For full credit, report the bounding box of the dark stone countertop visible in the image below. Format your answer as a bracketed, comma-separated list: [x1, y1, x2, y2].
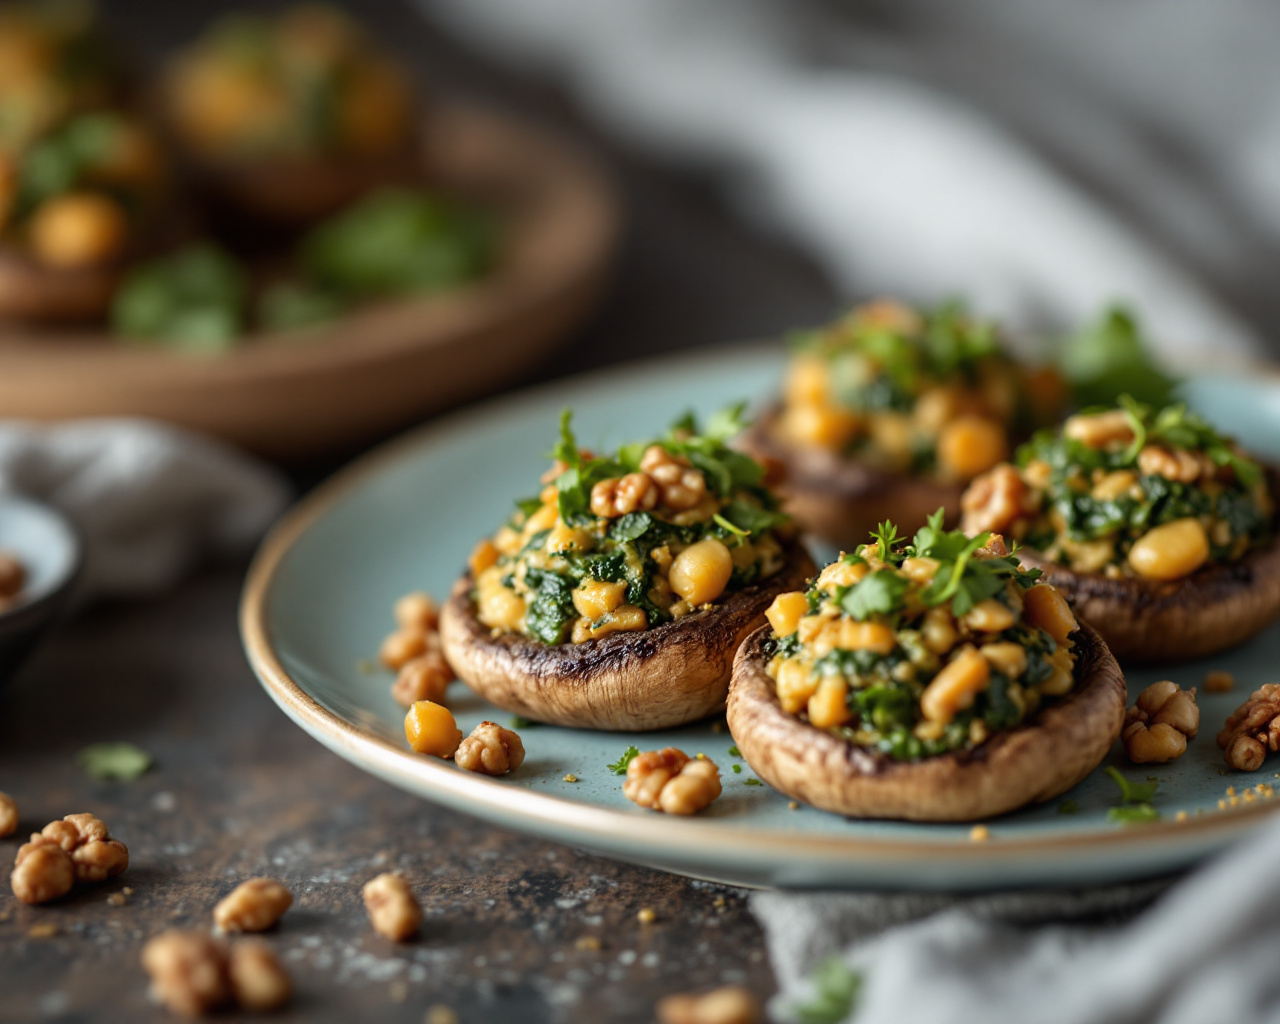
[1, 3, 840, 1021]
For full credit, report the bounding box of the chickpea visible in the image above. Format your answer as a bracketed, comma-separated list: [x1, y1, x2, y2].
[476, 577, 525, 632]
[815, 559, 868, 591]
[900, 557, 939, 583]
[1063, 410, 1134, 449]
[765, 592, 809, 637]
[780, 403, 860, 450]
[493, 526, 522, 556]
[522, 502, 559, 536]
[869, 413, 914, 468]
[572, 579, 627, 620]
[1127, 518, 1210, 580]
[920, 645, 990, 724]
[578, 604, 648, 640]
[404, 701, 463, 758]
[784, 354, 830, 407]
[669, 539, 734, 606]
[812, 619, 896, 658]
[913, 385, 963, 434]
[546, 521, 593, 554]
[1038, 646, 1077, 696]
[808, 676, 852, 729]
[1091, 470, 1138, 502]
[380, 628, 426, 671]
[937, 416, 1008, 481]
[1022, 584, 1077, 645]
[775, 657, 818, 714]
[981, 641, 1027, 678]
[29, 192, 128, 269]
[962, 599, 1015, 633]
[921, 606, 959, 655]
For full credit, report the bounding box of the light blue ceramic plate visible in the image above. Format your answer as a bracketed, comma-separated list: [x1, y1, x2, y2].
[242, 345, 1280, 890]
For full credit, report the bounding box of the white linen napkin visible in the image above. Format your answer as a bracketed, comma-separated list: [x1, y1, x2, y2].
[416, 0, 1265, 364]
[0, 419, 290, 600]
[754, 811, 1280, 1024]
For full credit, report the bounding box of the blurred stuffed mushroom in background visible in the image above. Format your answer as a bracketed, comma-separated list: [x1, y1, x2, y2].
[0, 2, 182, 323]
[161, 4, 419, 227]
[744, 300, 1066, 551]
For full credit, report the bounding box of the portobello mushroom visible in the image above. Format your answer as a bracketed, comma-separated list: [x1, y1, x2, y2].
[962, 403, 1280, 664]
[743, 405, 963, 551]
[1014, 538, 1280, 664]
[437, 407, 816, 731]
[727, 620, 1125, 822]
[440, 538, 816, 731]
[748, 299, 1062, 551]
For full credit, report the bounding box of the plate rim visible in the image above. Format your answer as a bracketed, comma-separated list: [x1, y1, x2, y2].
[239, 345, 1280, 875]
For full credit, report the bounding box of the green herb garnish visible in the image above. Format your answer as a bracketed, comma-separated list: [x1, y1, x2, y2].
[1060, 306, 1178, 409]
[744, 778, 763, 787]
[76, 742, 153, 781]
[792, 956, 862, 1024]
[1105, 766, 1159, 804]
[727, 746, 742, 758]
[1108, 804, 1161, 825]
[608, 746, 640, 775]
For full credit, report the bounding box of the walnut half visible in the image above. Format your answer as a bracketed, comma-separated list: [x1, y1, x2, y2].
[1218, 683, 1280, 772]
[1122, 681, 1199, 764]
[623, 749, 722, 815]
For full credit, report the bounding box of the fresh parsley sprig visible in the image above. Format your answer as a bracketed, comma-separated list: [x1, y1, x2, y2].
[608, 746, 640, 775]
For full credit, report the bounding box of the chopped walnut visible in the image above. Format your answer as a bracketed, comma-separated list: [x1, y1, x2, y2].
[1137, 445, 1209, 484]
[213, 878, 294, 934]
[656, 985, 763, 1024]
[590, 473, 658, 517]
[960, 464, 1028, 536]
[36, 813, 128, 884]
[227, 939, 292, 1012]
[363, 872, 422, 942]
[1204, 671, 1234, 694]
[0, 550, 24, 603]
[623, 749, 722, 815]
[0, 791, 16, 837]
[391, 651, 455, 708]
[1122, 681, 1199, 764]
[641, 446, 708, 511]
[1218, 684, 1280, 771]
[141, 930, 232, 1017]
[454, 721, 526, 776]
[394, 592, 439, 632]
[11, 837, 75, 905]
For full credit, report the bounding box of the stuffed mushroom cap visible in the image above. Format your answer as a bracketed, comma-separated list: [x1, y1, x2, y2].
[728, 620, 1125, 821]
[439, 407, 816, 730]
[441, 539, 815, 731]
[962, 401, 1280, 663]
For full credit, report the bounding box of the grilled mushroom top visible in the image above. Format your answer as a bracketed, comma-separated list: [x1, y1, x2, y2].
[754, 514, 1083, 761]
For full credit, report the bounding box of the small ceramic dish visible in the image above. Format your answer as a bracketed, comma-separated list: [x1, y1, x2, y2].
[0, 496, 82, 686]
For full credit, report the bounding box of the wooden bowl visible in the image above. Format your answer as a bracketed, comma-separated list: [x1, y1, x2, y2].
[0, 101, 620, 460]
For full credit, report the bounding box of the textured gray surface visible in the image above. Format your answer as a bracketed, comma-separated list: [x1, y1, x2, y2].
[1, 2, 836, 1021]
